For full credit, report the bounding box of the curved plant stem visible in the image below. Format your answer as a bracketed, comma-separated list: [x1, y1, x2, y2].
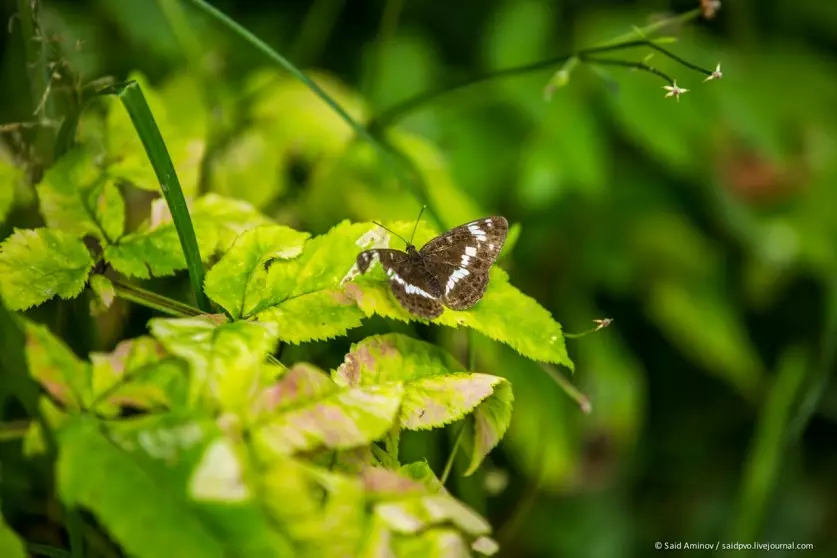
[539, 363, 592, 414]
[185, 0, 442, 228]
[564, 318, 612, 339]
[580, 57, 674, 85]
[368, 39, 713, 130]
[441, 423, 466, 485]
[110, 276, 202, 317]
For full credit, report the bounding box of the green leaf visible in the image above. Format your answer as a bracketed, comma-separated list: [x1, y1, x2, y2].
[258, 456, 366, 557]
[351, 221, 572, 368]
[0, 229, 95, 310]
[334, 334, 512, 473]
[251, 363, 404, 457]
[89, 336, 188, 415]
[36, 149, 125, 242]
[57, 415, 293, 558]
[149, 316, 279, 410]
[248, 220, 370, 343]
[204, 225, 310, 319]
[88, 274, 116, 315]
[0, 504, 26, 558]
[463, 379, 513, 476]
[23, 320, 91, 411]
[104, 194, 271, 278]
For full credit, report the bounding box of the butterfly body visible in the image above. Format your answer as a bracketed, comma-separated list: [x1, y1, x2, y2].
[356, 216, 508, 319]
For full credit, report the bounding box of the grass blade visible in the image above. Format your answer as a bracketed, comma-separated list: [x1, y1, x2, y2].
[98, 81, 211, 312]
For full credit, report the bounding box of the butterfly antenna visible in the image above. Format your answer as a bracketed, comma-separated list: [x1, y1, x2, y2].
[372, 221, 409, 246]
[409, 205, 426, 245]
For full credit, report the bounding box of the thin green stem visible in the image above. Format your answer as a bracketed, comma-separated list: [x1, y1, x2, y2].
[598, 8, 701, 46]
[564, 318, 612, 340]
[184, 0, 442, 229]
[66, 510, 85, 558]
[110, 275, 202, 317]
[441, 423, 466, 485]
[368, 38, 712, 130]
[539, 363, 592, 414]
[580, 56, 674, 85]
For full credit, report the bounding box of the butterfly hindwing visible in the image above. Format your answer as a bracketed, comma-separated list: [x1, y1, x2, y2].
[356, 248, 444, 319]
[423, 259, 490, 310]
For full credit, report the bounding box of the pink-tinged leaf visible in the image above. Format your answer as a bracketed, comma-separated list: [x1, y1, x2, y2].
[333, 334, 514, 474]
[24, 320, 91, 409]
[252, 381, 404, 456]
[361, 467, 424, 498]
[464, 379, 513, 476]
[253, 364, 332, 415]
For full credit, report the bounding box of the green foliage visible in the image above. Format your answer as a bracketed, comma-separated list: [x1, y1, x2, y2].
[36, 148, 125, 242]
[0, 229, 94, 311]
[104, 194, 271, 278]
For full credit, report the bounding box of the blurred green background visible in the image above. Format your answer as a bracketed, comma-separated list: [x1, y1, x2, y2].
[2, 0, 836, 556]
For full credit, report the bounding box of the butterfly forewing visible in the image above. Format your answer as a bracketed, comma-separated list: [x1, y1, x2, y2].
[419, 217, 508, 275]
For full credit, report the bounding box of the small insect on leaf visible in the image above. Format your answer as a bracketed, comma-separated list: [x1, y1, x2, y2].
[355, 212, 509, 319]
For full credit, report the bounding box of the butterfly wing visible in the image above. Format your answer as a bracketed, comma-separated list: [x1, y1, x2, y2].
[419, 217, 508, 274]
[418, 217, 508, 310]
[356, 248, 444, 319]
[423, 259, 489, 310]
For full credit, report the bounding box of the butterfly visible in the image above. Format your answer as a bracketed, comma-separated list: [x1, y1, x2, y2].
[355, 211, 509, 319]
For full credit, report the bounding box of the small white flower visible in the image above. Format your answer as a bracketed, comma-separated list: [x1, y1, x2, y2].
[663, 81, 689, 101]
[704, 63, 723, 82]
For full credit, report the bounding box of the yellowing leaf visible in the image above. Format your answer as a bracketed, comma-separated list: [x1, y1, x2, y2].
[252, 364, 404, 456]
[0, 228, 94, 310]
[24, 320, 92, 411]
[334, 334, 512, 473]
[149, 316, 279, 411]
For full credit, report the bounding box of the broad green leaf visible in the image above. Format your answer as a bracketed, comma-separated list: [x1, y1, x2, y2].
[0, 506, 25, 558]
[24, 320, 91, 411]
[252, 363, 404, 457]
[89, 336, 188, 415]
[350, 262, 572, 369]
[0, 228, 94, 310]
[249, 220, 371, 343]
[334, 334, 512, 473]
[204, 225, 310, 319]
[58, 415, 293, 558]
[248, 69, 366, 158]
[104, 194, 272, 278]
[302, 131, 485, 231]
[37, 149, 125, 242]
[89, 274, 116, 315]
[149, 316, 279, 410]
[209, 127, 287, 209]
